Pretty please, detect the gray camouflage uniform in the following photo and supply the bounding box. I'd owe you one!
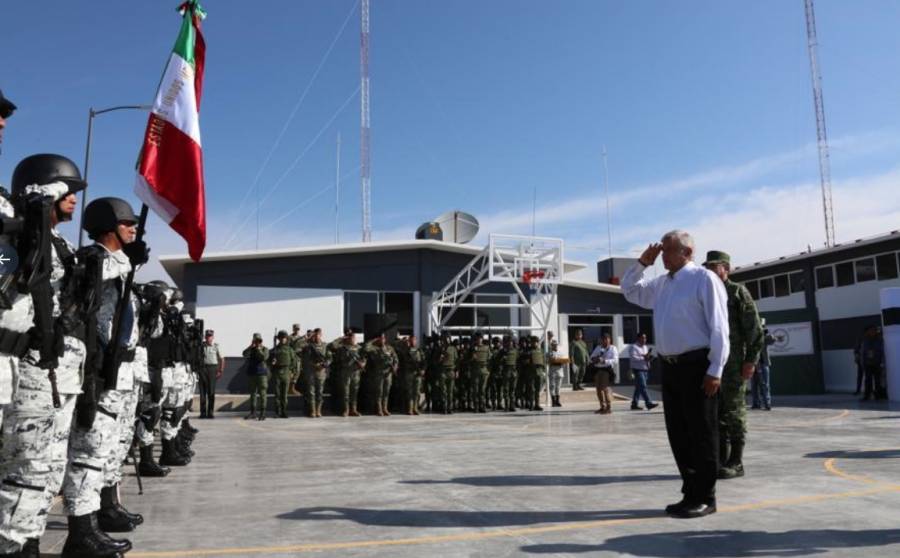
[0,224,86,552]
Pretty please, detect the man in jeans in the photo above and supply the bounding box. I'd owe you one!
[199,329,224,418]
[629,333,659,411]
[751,325,776,410]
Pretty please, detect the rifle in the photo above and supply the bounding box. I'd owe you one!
[16,194,61,406]
[102,205,149,391]
[71,246,105,428]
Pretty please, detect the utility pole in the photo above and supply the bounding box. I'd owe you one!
[602,145,612,260]
[335,132,341,244]
[360,0,372,242]
[804,0,836,247]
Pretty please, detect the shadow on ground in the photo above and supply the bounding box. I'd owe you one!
[521,529,900,556]
[805,449,900,459]
[400,474,679,487]
[862,415,900,421]
[277,507,661,527]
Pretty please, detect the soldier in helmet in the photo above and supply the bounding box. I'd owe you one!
[435,333,458,414]
[395,334,426,415]
[0,155,118,558]
[334,328,366,417]
[499,335,519,412]
[59,196,148,556]
[269,330,297,418]
[469,334,492,413]
[288,323,305,396]
[301,329,331,418]
[365,332,398,416]
[242,333,269,420]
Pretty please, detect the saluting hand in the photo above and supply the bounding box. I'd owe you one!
[639,243,663,267]
[702,375,720,398]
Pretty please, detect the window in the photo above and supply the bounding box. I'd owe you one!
[789,272,806,294]
[344,292,379,333]
[474,294,512,330]
[446,295,474,328]
[759,277,774,298]
[855,258,876,283]
[622,316,639,344]
[835,262,855,286]
[568,315,614,325]
[745,280,760,300]
[383,292,414,335]
[774,274,790,297]
[876,253,899,281]
[638,316,654,344]
[816,266,834,289]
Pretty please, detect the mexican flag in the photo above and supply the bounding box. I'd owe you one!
[135,1,207,261]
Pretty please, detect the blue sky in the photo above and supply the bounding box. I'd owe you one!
[3,0,900,281]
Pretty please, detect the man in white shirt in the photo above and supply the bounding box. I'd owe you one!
[589,334,618,414]
[628,333,658,411]
[621,230,730,519]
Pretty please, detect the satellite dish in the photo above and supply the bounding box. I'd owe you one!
[415,221,443,241]
[433,210,480,244]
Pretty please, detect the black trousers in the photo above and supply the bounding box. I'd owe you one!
[661,353,719,505]
[199,364,218,416]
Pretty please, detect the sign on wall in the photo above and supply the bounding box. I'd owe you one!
[768,321,815,357]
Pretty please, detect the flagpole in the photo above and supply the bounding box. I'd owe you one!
[79,104,152,248]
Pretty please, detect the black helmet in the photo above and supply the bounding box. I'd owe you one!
[0,89,15,119]
[277,330,288,339]
[11,154,87,198]
[148,279,170,290]
[82,197,138,236]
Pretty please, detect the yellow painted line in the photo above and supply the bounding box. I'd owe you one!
[129,476,900,557]
[234,418,269,433]
[824,457,879,485]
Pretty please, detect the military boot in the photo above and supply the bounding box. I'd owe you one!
[382,401,391,416]
[375,401,384,416]
[244,409,256,420]
[62,513,131,558]
[175,434,195,458]
[160,438,190,466]
[138,445,170,477]
[349,404,360,417]
[718,441,745,479]
[100,484,144,528]
[407,402,415,415]
[315,401,324,418]
[183,418,199,435]
[178,423,196,442]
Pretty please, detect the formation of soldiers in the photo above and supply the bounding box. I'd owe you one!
[0,95,207,558]
[241,327,568,418]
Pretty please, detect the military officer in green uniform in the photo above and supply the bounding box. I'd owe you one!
[488,336,503,410]
[269,330,299,418]
[334,328,366,417]
[527,336,547,411]
[499,336,519,412]
[569,329,589,390]
[366,333,399,416]
[301,328,332,418]
[395,335,426,415]
[242,333,270,420]
[704,250,764,480]
[437,333,458,414]
[469,334,492,413]
[288,323,307,395]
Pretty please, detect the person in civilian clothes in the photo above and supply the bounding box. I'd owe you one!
[590,334,618,414]
[629,333,659,411]
[621,230,729,519]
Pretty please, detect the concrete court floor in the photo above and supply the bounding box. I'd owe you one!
[39,393,900,558]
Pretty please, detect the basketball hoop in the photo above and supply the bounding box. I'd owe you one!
[523,269,545,290]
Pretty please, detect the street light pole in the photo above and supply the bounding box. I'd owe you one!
[79,104,152,247]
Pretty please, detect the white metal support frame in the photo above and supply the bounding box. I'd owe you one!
[428,234,564,340]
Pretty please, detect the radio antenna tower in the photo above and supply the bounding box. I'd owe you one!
[360,0,373,242]
[804,0,835,247]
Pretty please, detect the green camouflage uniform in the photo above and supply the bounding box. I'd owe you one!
[488,341,503,409]
[334,341,366,416]
[500,345,519,411]
[569,339,589,388]
[469,344,492,412]
[437,344,458,413]
[242,344,270,416]
[366,342,399,415]
[396,343,426,413]
[720,279,764,458]
[527,345,547,410]
[289,334,307,391]
[269,342,298,417]
[301,342,332,417]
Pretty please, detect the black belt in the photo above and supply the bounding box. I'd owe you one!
[660,348,709,365]
[2,479,44,492]
[121,349,136,363]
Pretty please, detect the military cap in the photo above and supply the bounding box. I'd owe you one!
[277,330,288,338]
[703,250,731,267]
[0,89,16,119]
[343,327,354,336]
[292,323,301,330]
[205,329,214,336]
[252,332,263,341]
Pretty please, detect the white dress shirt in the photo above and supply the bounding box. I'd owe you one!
[590,344,619,368]
[621,261,730,378]
[628,343,651,371]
